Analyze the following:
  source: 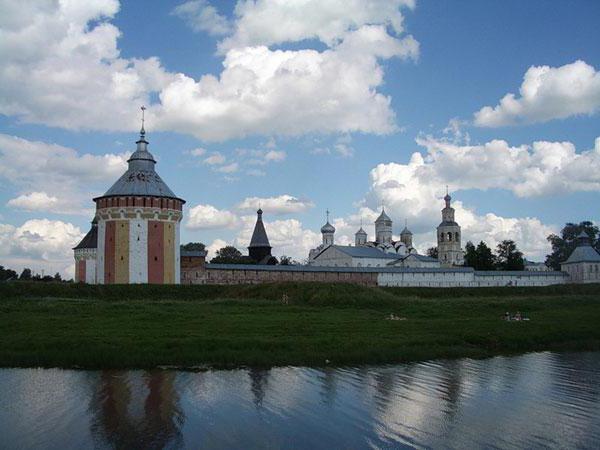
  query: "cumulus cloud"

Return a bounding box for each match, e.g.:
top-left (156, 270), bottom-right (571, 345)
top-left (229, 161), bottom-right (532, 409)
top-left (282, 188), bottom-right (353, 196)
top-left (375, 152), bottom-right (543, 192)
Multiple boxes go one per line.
top-left (357, 138), bottom-right (572, 259)
top-left (0, 133), bottom-right (128, 213)
top-left (0, 219), bottom-right (83, 278)
top-left (0, 0), bottom-right (419, 141)
top-left (414, 135), bottom-right (600, 197)
top-left (186, 204), bottom-right (238, 230)
top-left (7, 192), bottom-right (92, 216)
top-left (236, 195), bottom-right (315, 214)
top-left (205, 238), bottom-right (228, 259)
top-left (474, 60), bottom-right (600, 127)
top-left (235, 215), bottom-right (320, 260)
top-left (172, 0), bottom-right (231, 36)
top-left (218, 0), bottom-right (415, 51)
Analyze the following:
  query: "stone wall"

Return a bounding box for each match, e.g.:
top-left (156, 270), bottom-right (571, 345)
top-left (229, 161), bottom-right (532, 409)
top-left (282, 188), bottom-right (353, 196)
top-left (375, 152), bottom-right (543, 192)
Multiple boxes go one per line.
top-left (181, 263), bottom-right (569, 287)
top-left (182, 264), bottom-right (378, 286)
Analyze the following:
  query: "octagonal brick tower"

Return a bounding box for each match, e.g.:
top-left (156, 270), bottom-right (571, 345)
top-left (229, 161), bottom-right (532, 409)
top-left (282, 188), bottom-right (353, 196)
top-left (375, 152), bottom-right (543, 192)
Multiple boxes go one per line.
top-left (93, 122), bottom-right (185, 284)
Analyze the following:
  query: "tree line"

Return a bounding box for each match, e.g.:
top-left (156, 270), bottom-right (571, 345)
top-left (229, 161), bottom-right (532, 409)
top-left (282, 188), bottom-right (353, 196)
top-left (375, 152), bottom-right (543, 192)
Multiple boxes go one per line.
top-left (426, 221), bottom-right (598, 271)
top-left (0, 266), bottom-right (67, 282)
top-left (181, 242), bottom-right (300, 265)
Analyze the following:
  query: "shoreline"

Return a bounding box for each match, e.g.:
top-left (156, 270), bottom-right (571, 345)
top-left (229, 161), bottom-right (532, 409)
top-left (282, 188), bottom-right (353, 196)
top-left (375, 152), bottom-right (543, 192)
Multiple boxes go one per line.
top-left (1, 282), bottom-right (600, 370)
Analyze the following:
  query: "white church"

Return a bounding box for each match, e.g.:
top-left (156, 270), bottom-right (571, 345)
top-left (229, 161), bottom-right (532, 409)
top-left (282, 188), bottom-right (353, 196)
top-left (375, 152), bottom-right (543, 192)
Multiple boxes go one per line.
top-left (308, 192), bottom-right (463, 269)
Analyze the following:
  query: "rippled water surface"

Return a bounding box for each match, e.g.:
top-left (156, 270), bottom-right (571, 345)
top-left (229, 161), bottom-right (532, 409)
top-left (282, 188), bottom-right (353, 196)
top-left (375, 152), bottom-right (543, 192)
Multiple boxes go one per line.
top-left (1, 352), bottom-right (599, 449)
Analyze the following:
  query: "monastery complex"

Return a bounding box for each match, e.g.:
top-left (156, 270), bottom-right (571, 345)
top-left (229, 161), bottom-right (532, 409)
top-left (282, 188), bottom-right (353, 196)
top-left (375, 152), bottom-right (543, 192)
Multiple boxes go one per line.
top-left (74, 122), bottom-right (600, 288)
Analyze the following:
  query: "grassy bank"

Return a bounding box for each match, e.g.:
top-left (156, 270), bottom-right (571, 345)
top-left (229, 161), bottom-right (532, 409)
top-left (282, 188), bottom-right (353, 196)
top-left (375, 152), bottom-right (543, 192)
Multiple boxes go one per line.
top-left (1, 282), bottom-right (600, 369)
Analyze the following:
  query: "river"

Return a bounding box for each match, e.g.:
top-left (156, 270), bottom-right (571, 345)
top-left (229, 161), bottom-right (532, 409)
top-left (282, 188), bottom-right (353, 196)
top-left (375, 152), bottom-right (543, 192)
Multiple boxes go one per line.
top-left (1, 352), bottom-right (599, 449)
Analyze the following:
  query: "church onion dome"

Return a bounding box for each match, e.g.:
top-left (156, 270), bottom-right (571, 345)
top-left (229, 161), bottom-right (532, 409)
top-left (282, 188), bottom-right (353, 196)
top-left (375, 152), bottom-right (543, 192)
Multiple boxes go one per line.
top-left (321, 221), bottom-right (336, 233)
top-left (375, 208), bottom-right (392, 223)
top-left (444, 193), bottom-right (451, 202)
top-left (73, 218), bottom-right (98, 250)
top-left (355, 227), bottom-right (367, 236)
top-left (93, 109), bottom-right (185, 203)
top-left (401, 226), bottom-right (412, 235)
top-left (249, 209), bottom-right (271, 248)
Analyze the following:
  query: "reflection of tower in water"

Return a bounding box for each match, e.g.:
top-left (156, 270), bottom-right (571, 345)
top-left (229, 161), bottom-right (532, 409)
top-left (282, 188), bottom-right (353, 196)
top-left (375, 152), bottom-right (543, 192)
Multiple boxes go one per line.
top-left (89, 371), bottom-right (184, 449)
top-left (248, 368), bottom-right (270, 408)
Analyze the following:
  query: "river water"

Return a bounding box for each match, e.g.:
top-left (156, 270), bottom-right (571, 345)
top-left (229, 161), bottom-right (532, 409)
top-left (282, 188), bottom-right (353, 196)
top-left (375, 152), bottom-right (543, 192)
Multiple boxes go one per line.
top-left (1, 352), bottom-right (599, 449)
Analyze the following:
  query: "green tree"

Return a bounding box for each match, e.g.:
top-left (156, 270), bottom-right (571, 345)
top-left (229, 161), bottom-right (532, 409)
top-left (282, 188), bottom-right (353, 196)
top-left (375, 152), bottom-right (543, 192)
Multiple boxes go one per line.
top-left (19, 268), bottom-right (32, 280)
top-left (279, 255), bottom-right (293, 265)
top-left (464, 241), bottom-right (477, 268)
top-left (476, 241), bottom-right (496, 270)
top-left (495, 240), bottom-right (524, 271)
top-left (426, 247), bottom-right (438, 258)
top-left (53, 272), bottom-right (63, 282)
top-left (464, 241), bottom-right (495, 270)
top-left (0, 266), bottom-right (18, 281)
top-left (181, 242), bottom-right (206, 252)
top-left (546, 221), bottom-right (599, 270)
top-left (210, 246), bottom-right (254, 264)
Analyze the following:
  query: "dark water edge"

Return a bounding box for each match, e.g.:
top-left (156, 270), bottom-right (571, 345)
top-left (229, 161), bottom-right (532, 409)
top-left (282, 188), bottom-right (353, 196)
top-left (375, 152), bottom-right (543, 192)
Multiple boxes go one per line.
top-left (1, 351), bottom-right (599, 449)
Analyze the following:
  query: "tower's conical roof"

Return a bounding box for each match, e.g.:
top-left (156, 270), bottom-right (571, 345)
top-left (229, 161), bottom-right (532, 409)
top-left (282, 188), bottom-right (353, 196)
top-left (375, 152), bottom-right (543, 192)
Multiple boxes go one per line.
top-left (248, 209), bottom-right (271, 248)
top-left (94, 118), bottom-right (184, 202)
top-left (375, 208), bottom-right (391, 223)
top-left (73, 218), bottom-right (98, 250)
top-left (355, 226), bottom-right (367, 236)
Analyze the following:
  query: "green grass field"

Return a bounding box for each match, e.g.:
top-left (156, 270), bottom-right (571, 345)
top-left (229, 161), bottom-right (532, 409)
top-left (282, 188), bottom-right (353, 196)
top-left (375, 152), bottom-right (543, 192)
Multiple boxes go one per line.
top-left (1, 282), bottom-right (600, 369)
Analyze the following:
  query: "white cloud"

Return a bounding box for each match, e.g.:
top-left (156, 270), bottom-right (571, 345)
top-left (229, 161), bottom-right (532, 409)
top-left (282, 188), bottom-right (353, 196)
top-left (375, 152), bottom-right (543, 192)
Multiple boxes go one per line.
top-left (414, 135), bottom-right (600, 197)
top-left (214, 162), bottom-right (239, 173)
top-left (203, 151), bottom-right (226, 165)
top-left (186, 204), bottom-right (238, 230)
top-left (189, 147), bottom-right (207, 156)
top-left (7, 192), bottom-right (92, 216)
top-left (0, 133), bottom-right (128, 213)
top-left (206, 238), bottom-right (229, 259)
top-left (357, 142), bottom-right (565, 260)
top-left (263, 150), bottom-right (286, 162)
top-left (310, 134), bottom-right (355, 157)
top-left (218, 0), bottom-right (415, 51)
top-left (0, 219), bottom-right (83, 278)
top-left (474, 60), bottom-right (600, 127)
top-left (0, 1), bottom-right (419, 141)
top-left (236, 195), bottom-right (314, 214)
top-left (235, 216), bottom-right (320, 260)
top-left (172, 0), bottom-right (231, 36)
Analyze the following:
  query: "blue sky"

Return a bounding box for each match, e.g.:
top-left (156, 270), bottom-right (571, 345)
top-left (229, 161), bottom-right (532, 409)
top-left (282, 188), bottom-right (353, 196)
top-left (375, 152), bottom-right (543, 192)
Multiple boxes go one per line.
top-left (1, 0), bottom-right (599, 277)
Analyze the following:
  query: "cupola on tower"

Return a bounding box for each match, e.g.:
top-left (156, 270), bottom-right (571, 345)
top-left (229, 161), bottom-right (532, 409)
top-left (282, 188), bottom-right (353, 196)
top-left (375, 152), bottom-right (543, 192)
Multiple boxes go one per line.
top-left (91, 107), bottom-right (186, 284)
top-left (437, 189), bottom-right (463, 267)
top-left (375, 208), bottom-right (393, 244)
top-left (320, 210), bottom-right (335, 247)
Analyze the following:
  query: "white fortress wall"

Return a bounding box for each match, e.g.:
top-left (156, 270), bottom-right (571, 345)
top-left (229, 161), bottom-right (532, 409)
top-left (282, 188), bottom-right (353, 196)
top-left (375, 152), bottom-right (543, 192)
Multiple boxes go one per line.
top-left (377, 269), bottom-right (568, 287)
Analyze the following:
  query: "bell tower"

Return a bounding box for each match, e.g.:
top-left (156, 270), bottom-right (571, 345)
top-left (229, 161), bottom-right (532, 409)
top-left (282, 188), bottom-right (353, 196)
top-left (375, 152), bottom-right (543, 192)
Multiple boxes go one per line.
top-left (437, 187), bottom-right (463, 267)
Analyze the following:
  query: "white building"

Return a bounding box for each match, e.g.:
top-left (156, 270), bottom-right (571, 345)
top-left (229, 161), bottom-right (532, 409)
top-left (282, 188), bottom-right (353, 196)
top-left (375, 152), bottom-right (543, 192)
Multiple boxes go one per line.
top-left (561, 231), bottom-right (600, 283)
top-left (437, 190), bottom-right (463, 267)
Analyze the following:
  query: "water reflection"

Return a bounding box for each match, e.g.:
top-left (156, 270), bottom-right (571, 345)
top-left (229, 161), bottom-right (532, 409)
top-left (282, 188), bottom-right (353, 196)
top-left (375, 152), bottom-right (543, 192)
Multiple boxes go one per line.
top-left (1, 352), bottom-right (599, 449)
top-left (89, 371), bottom-right (183, 449)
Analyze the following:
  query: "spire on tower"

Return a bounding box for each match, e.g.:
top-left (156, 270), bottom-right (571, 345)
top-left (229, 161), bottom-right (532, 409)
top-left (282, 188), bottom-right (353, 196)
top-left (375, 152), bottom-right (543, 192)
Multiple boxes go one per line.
top-left (140, 105), bottom-right (146, 138)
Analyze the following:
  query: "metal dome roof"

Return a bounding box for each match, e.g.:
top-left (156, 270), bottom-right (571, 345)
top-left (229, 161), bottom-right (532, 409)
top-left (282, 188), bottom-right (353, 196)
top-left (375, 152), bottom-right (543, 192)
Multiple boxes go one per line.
top-left (321, 221), bottom-right (335, 233)
top-left (355, 227), bottom-right (367, 236)
top-left (375, 208), bottom-right (392, 223)
top-left (401, 226), bottom-right (412, 235)
top-left (94, 131), bottom-right (184, 202)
